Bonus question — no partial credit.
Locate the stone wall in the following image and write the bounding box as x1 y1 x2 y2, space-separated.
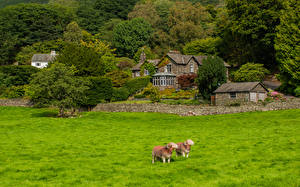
0 99 32 107
93 98 300 116
215 92 249 105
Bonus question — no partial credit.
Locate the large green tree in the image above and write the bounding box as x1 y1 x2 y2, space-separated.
113 18 152 57
225 0 283 68
275 0 300 95
28 63 89 117
197 56 227 99
0 3 72 65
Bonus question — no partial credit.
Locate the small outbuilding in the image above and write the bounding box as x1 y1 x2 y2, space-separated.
213 82 269 105
31 50 57 69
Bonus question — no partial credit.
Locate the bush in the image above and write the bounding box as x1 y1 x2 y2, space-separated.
105 70 131 87
178 74 197 89
124 76 150 95
1 85 28 98
160 88 197 99
83 77 113 107
295 87 300 97
112 87 130 101
233 63 270 82
0 65 39 87
141 83 160 103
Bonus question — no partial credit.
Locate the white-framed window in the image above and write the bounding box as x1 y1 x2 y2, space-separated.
36 62 41 67
136 71 140 77
145 69 149 75
167 64 171 73
190 63 194 73
230 92 236 99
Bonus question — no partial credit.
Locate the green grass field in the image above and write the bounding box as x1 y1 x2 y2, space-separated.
0 107 299 186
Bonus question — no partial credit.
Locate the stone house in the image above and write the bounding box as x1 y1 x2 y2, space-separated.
132 51 230 90
213 82 269 105
31 51 57 68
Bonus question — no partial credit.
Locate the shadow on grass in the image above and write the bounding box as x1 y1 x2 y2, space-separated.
31 111 58 118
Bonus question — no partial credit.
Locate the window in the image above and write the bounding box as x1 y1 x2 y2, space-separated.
230 92 236 99
145 69 149 75
36 63 41 66
190 63 194 73
167 64 172 73
136 71 140 77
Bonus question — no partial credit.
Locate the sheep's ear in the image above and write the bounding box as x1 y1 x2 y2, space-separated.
183 141 187 145
166 143 170 148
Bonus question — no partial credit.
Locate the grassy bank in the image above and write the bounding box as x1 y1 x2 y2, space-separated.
0 107 299 186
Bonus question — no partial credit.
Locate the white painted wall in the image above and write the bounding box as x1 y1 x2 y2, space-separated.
31 62 48 69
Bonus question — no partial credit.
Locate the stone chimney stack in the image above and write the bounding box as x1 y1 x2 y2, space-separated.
50 50 56 56
140 51 146 64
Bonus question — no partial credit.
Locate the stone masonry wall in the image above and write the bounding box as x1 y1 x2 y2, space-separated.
93 99 300 116
0 99 32 107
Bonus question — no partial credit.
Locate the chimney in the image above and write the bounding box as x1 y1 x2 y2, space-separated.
50 50 56 56
140 51 146 64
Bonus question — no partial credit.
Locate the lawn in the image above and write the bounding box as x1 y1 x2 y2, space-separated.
0 107 299 186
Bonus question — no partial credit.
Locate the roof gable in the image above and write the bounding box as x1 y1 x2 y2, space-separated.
32 54 57 62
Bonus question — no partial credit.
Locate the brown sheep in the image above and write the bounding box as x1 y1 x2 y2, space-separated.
176 139 194 158
152 142 178 163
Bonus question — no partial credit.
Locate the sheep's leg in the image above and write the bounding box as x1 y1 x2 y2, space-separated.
168 158 170 163
152 155 155 164
182 152 185 157
186 153 189 158
162 157 166 163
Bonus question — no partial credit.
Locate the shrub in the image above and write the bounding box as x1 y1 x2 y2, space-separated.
0 65 39 87
295 87 300 97
1 85 28 98
124 76 150 95
178 74 197 89
112 87 130 101
142 83 161 103
233 63 270 82
83 77 113 107
105 70 131 87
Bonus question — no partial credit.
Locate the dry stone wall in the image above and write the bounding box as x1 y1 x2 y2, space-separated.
0 99 32 107
93 99 300 116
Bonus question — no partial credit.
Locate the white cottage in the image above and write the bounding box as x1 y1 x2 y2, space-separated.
31 51 57 68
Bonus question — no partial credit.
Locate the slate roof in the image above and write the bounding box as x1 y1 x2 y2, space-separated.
214 82 268 93
32 54 57 62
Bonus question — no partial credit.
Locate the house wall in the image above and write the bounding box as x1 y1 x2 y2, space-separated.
215 92 249 105
31 62 48 69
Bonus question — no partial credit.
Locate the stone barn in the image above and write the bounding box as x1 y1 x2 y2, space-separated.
214 82 269 105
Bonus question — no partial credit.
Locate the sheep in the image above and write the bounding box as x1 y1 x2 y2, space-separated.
152 142 178 163
175 139 194 158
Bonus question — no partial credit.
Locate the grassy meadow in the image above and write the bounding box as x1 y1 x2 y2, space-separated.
0 107 299 186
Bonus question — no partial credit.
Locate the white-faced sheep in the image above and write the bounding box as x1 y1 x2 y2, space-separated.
175 139 194 158
152 142 178 163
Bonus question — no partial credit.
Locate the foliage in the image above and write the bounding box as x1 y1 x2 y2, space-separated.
183 37 221 55
113 18 153 57
28 63 89 117
225 0 284 68
0 107 299 186
1 85 28 99
0 65 39 87
233 63 270 82
124 76 150 95
111 87 130 101
83 77 113 107
274 0 300 95
98 18 122 43
105 70 131 87
177 74 197 89
63 21 83 44
56 41 116 76
16 39 66 65
294 87 300 97
141 83 161 103
0 3 72 65
160 88 197 99
0 0 48 8
197 56 226 99
141 62 156 77
116 57 135 71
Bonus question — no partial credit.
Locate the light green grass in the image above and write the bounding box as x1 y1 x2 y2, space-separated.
0 107 299 186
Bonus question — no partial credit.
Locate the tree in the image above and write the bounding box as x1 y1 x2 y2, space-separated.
98 19 122 44
63 21 83 44
183 37 221 55
28 63 89 117
274 0 300 95
196 56 226 99
0 3 72 64
133 46 157 64
113 18 152 57
56 40 116 76
225 0 283 68
233 63 270 82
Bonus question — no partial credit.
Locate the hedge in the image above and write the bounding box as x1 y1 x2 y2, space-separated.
83 77 113 106
0 65 39 87
124 76 150 95
112 87 130 101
